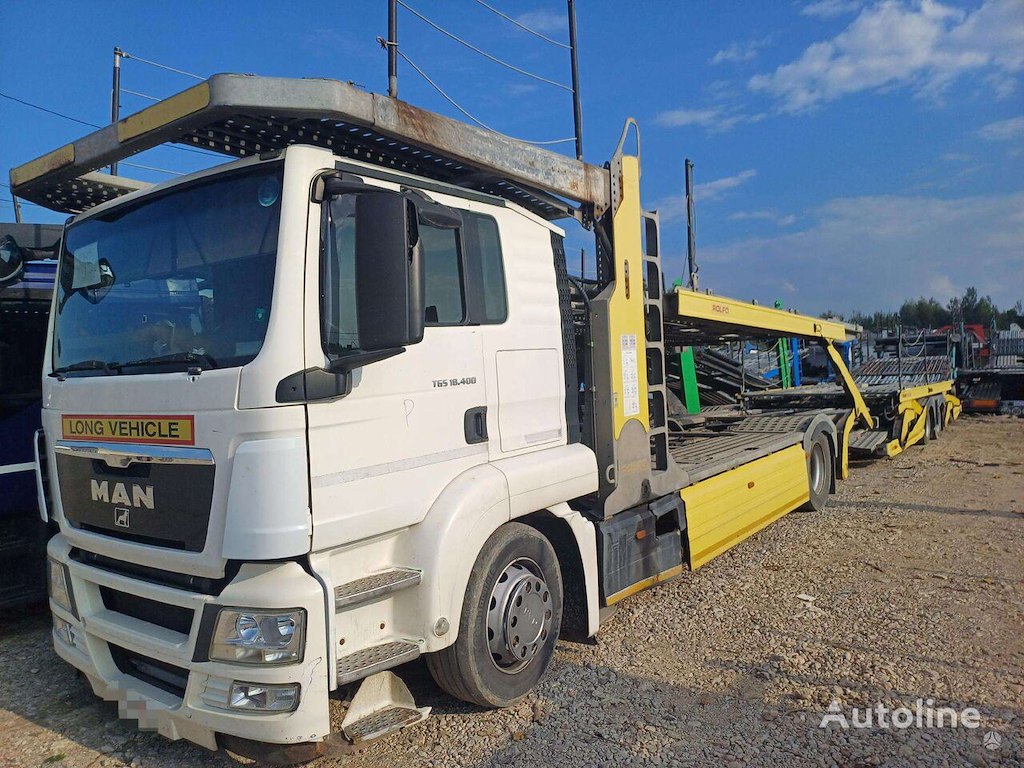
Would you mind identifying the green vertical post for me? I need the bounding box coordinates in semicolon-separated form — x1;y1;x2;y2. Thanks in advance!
679;347;700;414
777;338;792;389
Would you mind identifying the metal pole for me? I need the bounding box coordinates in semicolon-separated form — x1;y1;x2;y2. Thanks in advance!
387;0;399;98
580;247;584;280
897;323;904;391
567;0;584;161
11;193;22;224
110;47;123;175
685;159;697;290
740;342;746;400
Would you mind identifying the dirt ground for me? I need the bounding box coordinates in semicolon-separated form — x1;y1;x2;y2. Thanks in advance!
0;415;1021;767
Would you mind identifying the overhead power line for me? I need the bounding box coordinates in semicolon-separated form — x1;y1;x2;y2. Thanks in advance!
398;1;573;92
0;91;101;128
471;0;571;49
0;90;221;160
118;51;204;81
121;88;160;102
121;162;183;175
396;49;573;146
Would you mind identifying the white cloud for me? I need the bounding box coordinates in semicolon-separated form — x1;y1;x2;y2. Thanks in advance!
697;169;758;201
711;38;770;65
750;0;1024;112
653;106;763;133
939;152;973;162
514;9;567;35
728;210;798;226
978;116;1024;141
801;0;864;18
696;192;1024;313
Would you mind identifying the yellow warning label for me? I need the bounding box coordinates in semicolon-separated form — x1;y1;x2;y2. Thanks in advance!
61;414;195;446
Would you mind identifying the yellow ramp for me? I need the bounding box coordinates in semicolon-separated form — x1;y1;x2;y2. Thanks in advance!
682;444;810;569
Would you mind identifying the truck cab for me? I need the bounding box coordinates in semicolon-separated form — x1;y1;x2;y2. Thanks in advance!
39;143;596;755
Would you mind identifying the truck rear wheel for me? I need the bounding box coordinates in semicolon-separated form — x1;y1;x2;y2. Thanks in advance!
801;434;833;512
427;522;562;708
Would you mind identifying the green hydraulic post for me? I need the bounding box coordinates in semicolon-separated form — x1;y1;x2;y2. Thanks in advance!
679;347;700;414
774;300;792;389
776;338;792;388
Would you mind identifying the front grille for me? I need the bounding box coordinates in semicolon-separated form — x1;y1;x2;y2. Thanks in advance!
70;548;239;595
78;523;189;551
100;586;194;635
109;644;189;698
55;451;215;552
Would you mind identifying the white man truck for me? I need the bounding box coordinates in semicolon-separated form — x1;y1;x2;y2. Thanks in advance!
11;75;851;762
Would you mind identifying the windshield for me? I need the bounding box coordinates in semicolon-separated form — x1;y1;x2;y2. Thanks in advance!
53;163;283;376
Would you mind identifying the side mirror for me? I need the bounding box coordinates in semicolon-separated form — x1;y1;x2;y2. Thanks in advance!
0;235;25;286
353;191;424;350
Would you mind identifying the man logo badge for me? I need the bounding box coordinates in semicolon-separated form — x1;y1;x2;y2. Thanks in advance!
114;508;130;528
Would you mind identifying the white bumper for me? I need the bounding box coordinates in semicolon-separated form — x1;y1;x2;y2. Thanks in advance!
47;534;331;752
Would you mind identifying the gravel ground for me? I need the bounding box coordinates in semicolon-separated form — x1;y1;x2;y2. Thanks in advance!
1;414;1021;768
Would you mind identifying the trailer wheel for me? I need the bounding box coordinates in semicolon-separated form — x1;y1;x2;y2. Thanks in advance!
427;522;563;708
921;409;934;443
801;434;833;512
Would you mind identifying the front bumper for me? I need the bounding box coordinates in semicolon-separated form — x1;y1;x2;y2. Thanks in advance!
47;534;330;751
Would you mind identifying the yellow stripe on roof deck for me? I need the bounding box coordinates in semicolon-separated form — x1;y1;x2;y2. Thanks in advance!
117;82;211;142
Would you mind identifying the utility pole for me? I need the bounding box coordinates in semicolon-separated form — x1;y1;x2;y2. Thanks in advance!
110;47;123;175
11;193;22;224
387;0;399;98
685;158;697;290
567;0;584;161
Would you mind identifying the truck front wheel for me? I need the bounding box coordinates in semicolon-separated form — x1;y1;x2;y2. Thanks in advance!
427;522;563;708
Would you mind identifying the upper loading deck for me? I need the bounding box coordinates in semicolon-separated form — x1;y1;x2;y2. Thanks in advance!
10;74;610;221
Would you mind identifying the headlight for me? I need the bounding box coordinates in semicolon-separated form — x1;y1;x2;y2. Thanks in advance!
209;608;305;664
48;559;77;617
229;681;300;712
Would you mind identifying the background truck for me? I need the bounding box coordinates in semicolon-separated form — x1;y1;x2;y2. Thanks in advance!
12;74;880;762
0;223;60;608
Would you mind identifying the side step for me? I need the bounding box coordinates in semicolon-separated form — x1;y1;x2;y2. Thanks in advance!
334;568;421;610
337;640;421;685
341;671;430;745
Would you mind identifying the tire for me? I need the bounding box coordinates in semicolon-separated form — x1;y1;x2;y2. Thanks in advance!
427;522;563;708
801;433;833;512
921;409;933;443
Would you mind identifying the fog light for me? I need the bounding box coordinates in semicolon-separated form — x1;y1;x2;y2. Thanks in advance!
53;615;76;647
228;682;300;712
48;559;77;618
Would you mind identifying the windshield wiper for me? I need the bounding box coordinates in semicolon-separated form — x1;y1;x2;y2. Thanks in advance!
120;351;219;373
49;360;122;380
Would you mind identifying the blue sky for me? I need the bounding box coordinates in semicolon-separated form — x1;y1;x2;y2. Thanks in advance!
2;0;1021;314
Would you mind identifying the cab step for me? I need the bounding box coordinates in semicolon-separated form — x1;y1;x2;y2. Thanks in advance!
341;671;430;745
334;568;421;610
337;640;421;685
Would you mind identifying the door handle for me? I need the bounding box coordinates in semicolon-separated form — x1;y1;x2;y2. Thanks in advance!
464;406;488;445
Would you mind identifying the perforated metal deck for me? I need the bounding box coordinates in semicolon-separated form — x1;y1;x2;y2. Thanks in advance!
11;74;609;219
669;431;802;483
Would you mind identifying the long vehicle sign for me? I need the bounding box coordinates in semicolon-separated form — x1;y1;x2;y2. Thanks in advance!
61;414;195;446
